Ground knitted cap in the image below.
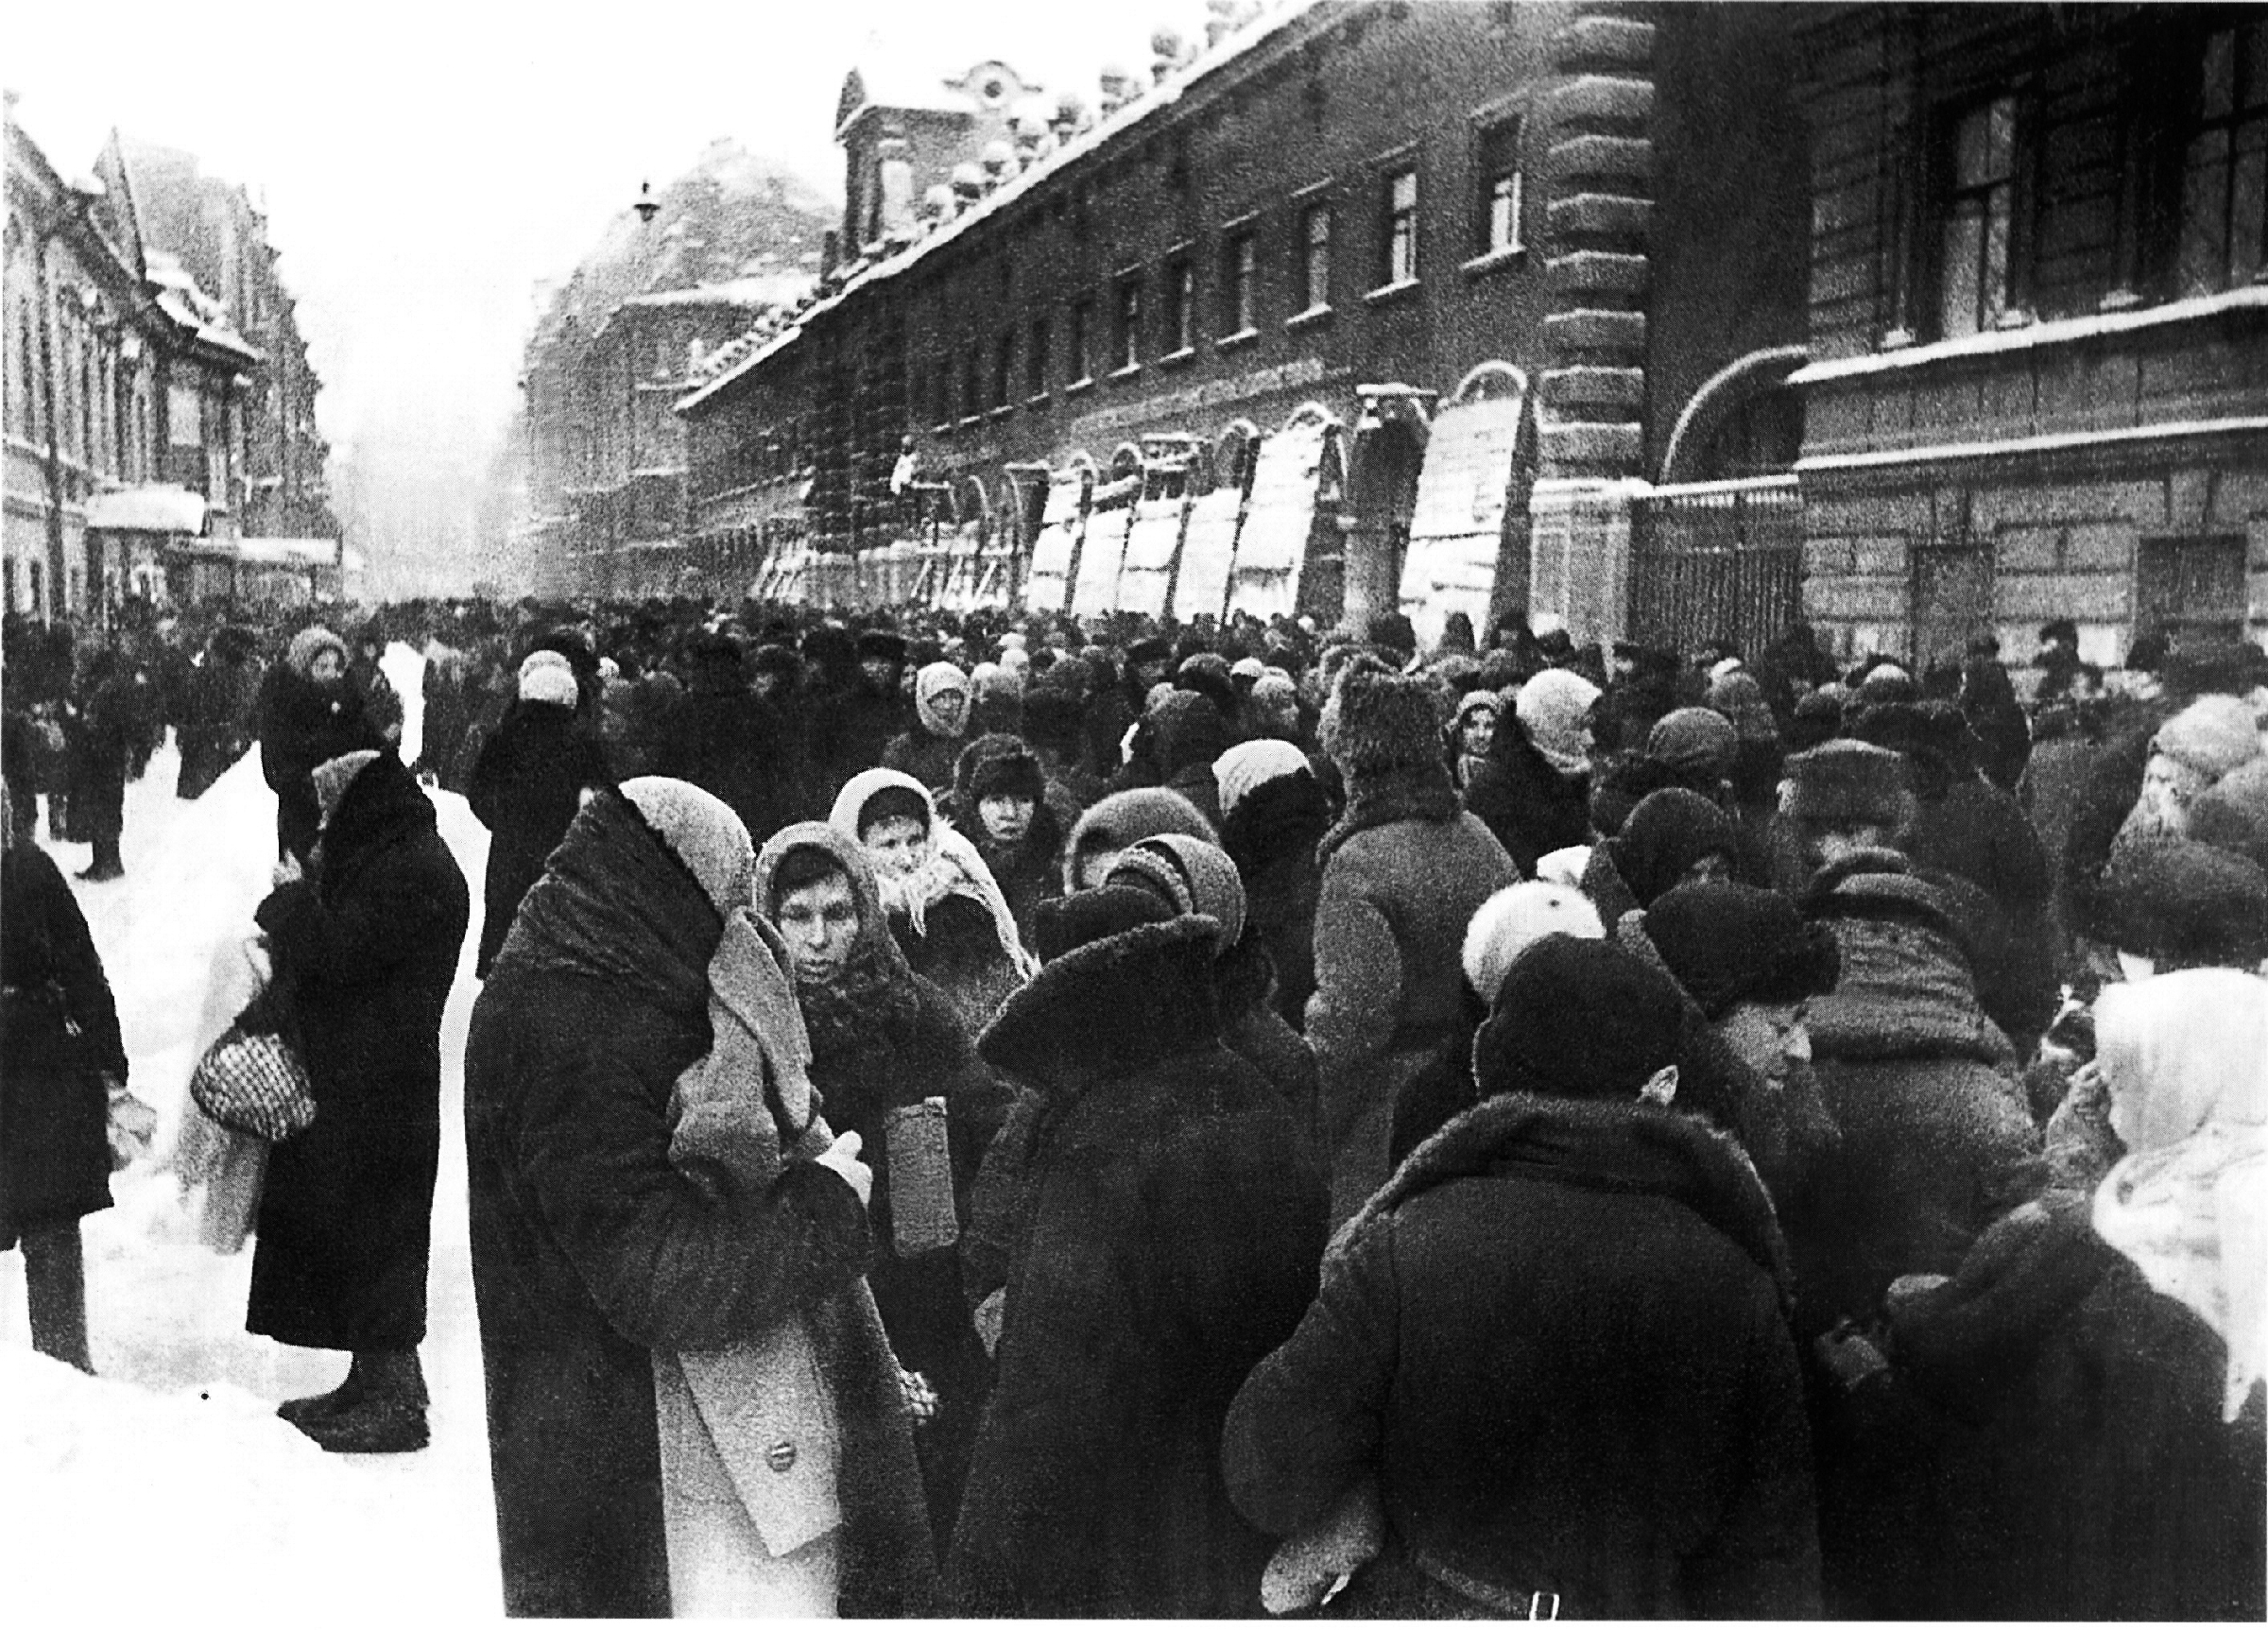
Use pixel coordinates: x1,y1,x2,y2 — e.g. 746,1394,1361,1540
1320,662,1447,778
1473,937,1685,1102
1109,833,1246,950
622,776,756,918
286,625,346,678
311,749,381,826
1647,706,1738,783
1462,882,1606,1005
1641,881,1842,1020
1213,738,1312,819
519,651,580,707
1067,788,1217,868
1779,739,1915,832
2152,695,2262,783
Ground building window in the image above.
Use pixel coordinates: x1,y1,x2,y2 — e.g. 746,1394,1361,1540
1476,118,1524,254
962,347,981,419
1221,233,1257,334
1070,300,1095,383
1937,94,2019,339
1384,167,1419,285
1163,259,1195,353
1299,204,1332,311
2139,534,2248,642
1114,278,1143,371
2178,22,2268,296
1027,315,1050,396
992,331,1015,408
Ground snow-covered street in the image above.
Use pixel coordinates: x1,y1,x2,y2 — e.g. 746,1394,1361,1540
2,644,507,1619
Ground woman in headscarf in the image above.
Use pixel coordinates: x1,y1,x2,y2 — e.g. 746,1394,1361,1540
949,733,1062,950
755,820,1012,1547
257,626,384,864
251,748,469,1453
466,779,934,1618
883,661,972,795
1215,740,1332,1030
1577,785,1738,927
1462,667,1602,876
1447,688,1501,794
1874,967,2266,1619
831,767,1034,1036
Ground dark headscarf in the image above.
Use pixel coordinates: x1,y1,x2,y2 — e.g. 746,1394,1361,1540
1604,787,1738,908
754,821,922,1057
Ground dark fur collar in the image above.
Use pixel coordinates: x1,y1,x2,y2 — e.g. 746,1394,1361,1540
1336,1090,1793,1310
978,917,1222,1087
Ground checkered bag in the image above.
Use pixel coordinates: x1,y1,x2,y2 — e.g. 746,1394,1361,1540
188,1025,317,1143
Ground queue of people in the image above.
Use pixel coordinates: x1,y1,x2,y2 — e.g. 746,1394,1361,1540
3,591,2263,1619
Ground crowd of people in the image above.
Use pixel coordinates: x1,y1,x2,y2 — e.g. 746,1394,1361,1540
3,591,2264,1618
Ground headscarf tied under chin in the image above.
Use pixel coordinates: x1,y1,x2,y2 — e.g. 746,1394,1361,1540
1516,669,1603,779
2091,968,2268,1420
754,819,921,1038
914,661,971,740
827,768,1037,978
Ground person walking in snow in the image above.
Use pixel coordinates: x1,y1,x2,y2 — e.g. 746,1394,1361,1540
257,626,384,865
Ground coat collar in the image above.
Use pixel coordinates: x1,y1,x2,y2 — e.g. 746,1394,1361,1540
979,917,1222,1089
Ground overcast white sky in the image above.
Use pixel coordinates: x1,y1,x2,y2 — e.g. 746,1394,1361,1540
8,0,1228,459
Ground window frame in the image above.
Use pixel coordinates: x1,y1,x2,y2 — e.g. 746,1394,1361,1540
1220,229,1259,338
1928,90,2029,340
1296,200,1334,317
2174,19,2268,297
1112,273,1144,375
1473,113,1525,259
1162,255,1197,358
1383,164,1420,289
1068,299,1096,387
1026,313,1051,401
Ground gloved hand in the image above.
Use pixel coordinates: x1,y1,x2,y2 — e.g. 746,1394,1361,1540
816,1130,873,1208
104,1073,157,1170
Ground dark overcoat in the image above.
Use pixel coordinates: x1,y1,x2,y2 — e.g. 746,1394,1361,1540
247,753,469,1351
468,699,612,976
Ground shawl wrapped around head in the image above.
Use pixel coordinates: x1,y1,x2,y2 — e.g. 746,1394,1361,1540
828,768,1037,978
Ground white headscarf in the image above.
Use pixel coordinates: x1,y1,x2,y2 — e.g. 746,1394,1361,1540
914,661,971,739
2092,969,2268,1420
827,767,1037,978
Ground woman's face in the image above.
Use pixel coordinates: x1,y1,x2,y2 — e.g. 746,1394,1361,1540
775,872,860,984
1460,707,1497,757
979,792,1036,845
2136,752,2206,835
927,686,970,735
862,813,932,879
309,650,345,684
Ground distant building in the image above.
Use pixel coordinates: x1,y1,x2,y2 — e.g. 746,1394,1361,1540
4,100,269,621
1791,4,2268,667
679,0,1820,646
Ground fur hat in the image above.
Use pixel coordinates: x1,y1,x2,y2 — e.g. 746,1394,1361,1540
2152,695,2262,784
1247,672,1300,737
1462,882,1606,1005
286,625,346,678
1473,937,1685,1102
518,650,580,707
1031,884,1174,962
748,643,802,687
954,732,1045,809
1152,691,1229,777
2102,838,2268,970
1364,610,1418,661
1320,662,1446,778
1647,706,1738,783
855,628,908,665
311,749,382,826
1779,740,1915,832
1640,881,1843,1020
622,776,756,918
1214,738,1313,819
2190,759,2268,877
1066,788,1217,871
1176,652,1238,712
1125,635,1172,668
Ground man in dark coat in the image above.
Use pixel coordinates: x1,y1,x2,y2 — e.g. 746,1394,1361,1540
468,656,614,977
0,782,129,1371
945,906,1327,1618
250,749,469,1452
61,646,151,881
465,782,935,1618
178,624,264,799
1223,936,1820,1619
648,630,799,848
257,626,383,863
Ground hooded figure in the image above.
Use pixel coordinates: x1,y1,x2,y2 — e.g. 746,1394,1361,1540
1225,936,1820,1620
1310,662,1518,1222
755,821,1012,1545
1216,739,1331,1030
883,661,972,794
1578,786,1737,926
831,767,1033,1036
1463,668,1601,874
945,910,1328,1617
257,625,383,864
466,781,934,1617
1874,969,2267,1620
950,733,1062,946
252,750,470,1453
468,655,615,977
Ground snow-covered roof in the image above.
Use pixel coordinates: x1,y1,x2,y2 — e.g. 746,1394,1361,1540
621,272,816,310
681,0,1325,417
232,538,340,567
84,484,206,533
144,249,261,362
1790,283,2268,386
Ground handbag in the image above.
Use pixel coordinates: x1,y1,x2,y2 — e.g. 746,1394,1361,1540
189,1024,316,1143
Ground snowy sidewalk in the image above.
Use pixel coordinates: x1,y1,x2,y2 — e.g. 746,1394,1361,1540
2,643,506,1618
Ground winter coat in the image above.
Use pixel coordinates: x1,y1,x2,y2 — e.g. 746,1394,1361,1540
247,753,470,1351
946,918,1328,1617
179,648,264,799
1462,723,1589,876
1220,773,1331,1030
465,792,935,1618
881,723,963,796
1223,1092,1821,1619
1788,855,2044,1330
1308,800,1517,1222
960,810,1064,952
1875,1196,2265,1619
649,678,801,849
2019,710,2103,973
0,839,128,1240
63,667,149,837
468,700,613,976
257,665,384,861
821,679,907,795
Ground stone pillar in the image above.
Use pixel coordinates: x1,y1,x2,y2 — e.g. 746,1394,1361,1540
1529,4,1656,643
